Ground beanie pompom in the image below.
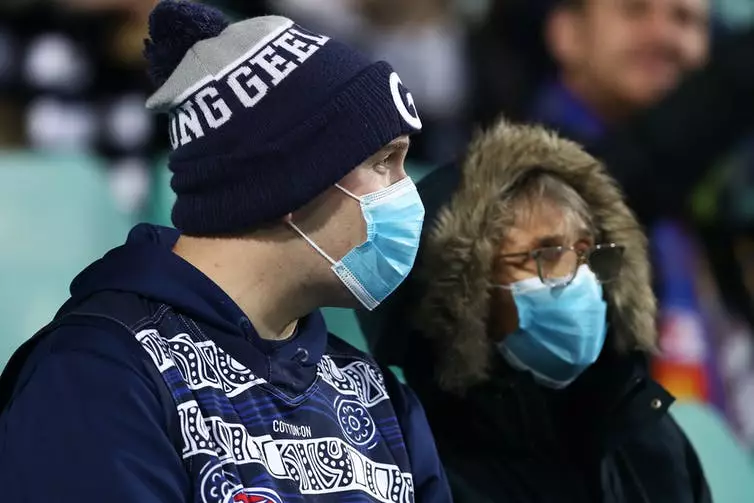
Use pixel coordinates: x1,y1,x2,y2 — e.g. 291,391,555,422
144,0,230,87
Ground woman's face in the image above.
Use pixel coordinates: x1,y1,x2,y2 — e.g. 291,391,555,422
490,200,593,339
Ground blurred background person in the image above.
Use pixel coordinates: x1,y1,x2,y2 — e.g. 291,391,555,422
532,0,710,144
0,1,754,500
0,0,166,213
526,0,754,449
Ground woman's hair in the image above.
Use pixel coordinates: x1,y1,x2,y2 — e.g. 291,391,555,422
507,171,595,240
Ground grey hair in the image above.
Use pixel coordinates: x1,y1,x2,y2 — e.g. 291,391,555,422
508,171,595,239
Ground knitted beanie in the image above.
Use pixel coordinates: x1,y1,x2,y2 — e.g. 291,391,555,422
143,1,423,236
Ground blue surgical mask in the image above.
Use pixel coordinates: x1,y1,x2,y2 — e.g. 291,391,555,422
290,177,425,310
497,265,608,388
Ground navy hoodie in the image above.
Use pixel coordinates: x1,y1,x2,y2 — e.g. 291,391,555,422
0,224,450,503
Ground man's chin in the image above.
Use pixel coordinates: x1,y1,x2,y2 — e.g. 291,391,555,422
622,82,679,111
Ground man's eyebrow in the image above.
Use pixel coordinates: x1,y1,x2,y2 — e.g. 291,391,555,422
369,137,410,163
383,137,410,153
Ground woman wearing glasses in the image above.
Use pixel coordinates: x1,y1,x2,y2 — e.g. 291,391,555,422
359,119,711,502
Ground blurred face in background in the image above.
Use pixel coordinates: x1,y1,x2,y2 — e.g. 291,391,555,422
548,0,710,120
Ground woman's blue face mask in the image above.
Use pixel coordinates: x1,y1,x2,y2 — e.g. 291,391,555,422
495,265,608,388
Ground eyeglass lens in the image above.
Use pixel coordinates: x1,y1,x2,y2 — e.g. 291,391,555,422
588,245,624,283
535,245,624,285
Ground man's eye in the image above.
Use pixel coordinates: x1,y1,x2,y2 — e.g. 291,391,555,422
374,155,393,171
374,161,389,173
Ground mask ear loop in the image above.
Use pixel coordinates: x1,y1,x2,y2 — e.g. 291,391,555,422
334,184,361,202
288,185,365,265
287,222,337,266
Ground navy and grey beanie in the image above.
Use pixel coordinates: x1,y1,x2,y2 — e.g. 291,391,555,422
144,0,423,236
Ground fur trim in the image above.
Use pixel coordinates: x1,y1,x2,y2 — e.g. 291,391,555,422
415,120,656,394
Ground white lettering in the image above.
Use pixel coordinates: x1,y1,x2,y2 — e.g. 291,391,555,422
288,27,329,46
168,112,179,150
273,31,319,63
177,103,205,146
167,27,335,148
195,86,232,129
389,72,422,130
250,46,296,86
227,66,268,108
272,420,312,438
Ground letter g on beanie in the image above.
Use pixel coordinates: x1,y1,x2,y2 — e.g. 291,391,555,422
143,0,423,236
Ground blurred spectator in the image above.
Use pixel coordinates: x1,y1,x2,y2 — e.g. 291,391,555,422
523,0,754,447
466,0,556,125
0,0,167,213
531,0,709,145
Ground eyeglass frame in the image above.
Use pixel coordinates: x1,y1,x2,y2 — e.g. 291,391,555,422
497,242,625,288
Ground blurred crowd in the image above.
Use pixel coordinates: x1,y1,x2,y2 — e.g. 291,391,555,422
2,0,754,448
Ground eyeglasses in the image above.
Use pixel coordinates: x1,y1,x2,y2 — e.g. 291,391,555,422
499,243,625,288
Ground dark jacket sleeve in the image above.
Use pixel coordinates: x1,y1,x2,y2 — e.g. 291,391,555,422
0,324,190,502
382,367,453,503
676,420,713,503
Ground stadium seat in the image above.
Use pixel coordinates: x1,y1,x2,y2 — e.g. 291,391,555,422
671,401,754,502
321,308,368,352
0,152,133,369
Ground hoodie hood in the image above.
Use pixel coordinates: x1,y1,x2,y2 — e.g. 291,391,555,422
66,224,332,365
65,224,246,335
62,223,332,393
414,120,657,393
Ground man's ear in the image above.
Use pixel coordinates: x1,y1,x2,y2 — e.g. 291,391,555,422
545,6,585,71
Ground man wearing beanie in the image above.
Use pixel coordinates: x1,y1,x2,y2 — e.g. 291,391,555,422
0,2,450,502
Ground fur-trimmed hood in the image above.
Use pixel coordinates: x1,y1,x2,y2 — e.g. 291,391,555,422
413,120,657,393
